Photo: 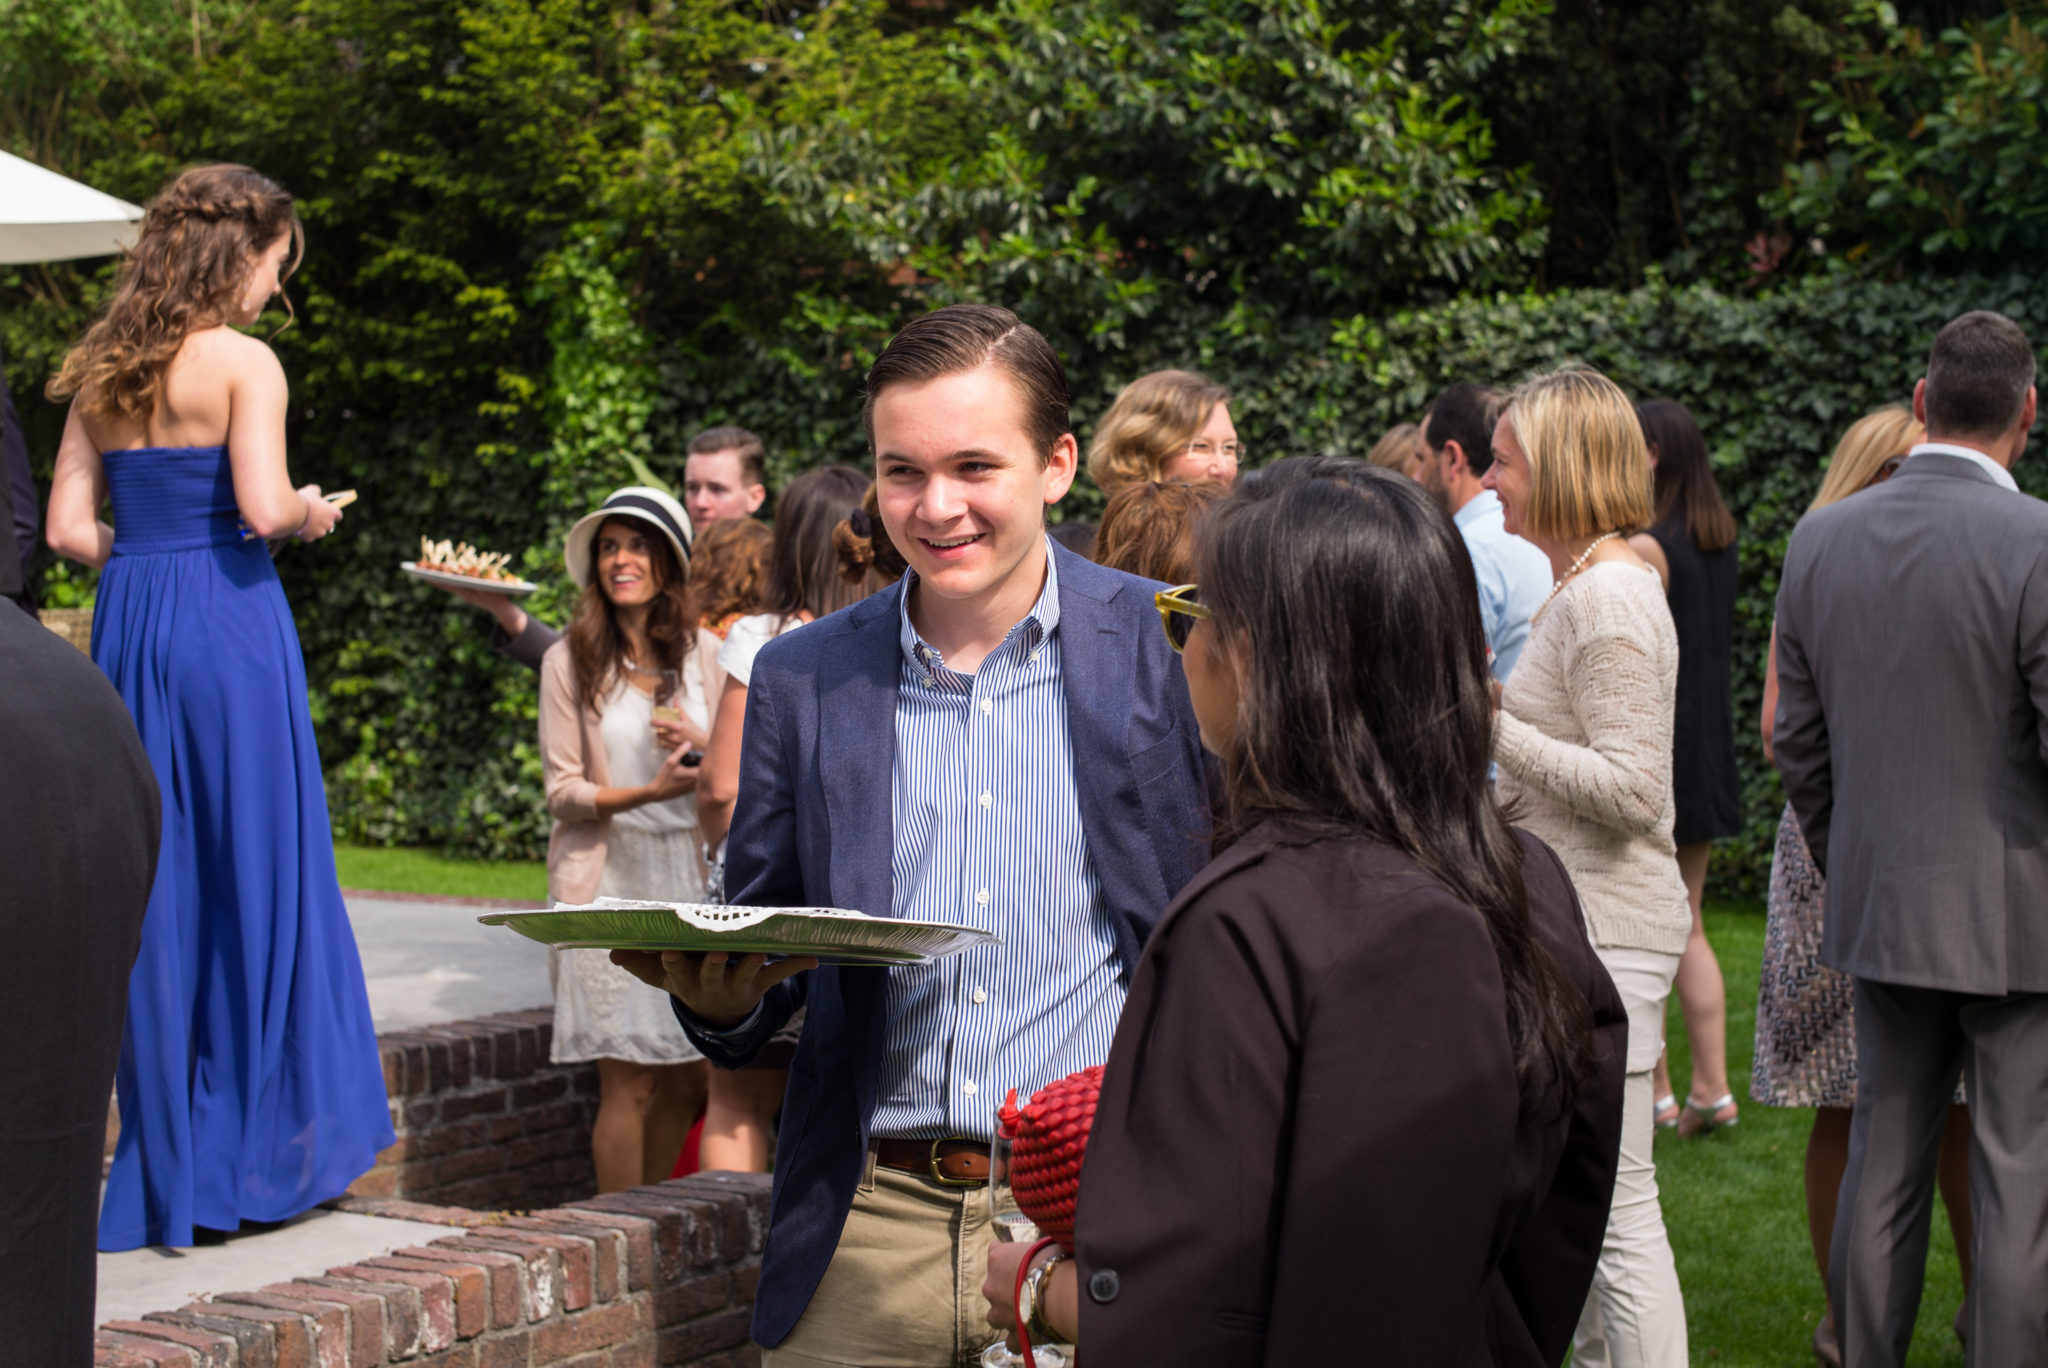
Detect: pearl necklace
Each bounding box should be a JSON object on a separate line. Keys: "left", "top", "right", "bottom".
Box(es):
{"left": 1539, "top": 531, "right": 1620, "bottom": 613}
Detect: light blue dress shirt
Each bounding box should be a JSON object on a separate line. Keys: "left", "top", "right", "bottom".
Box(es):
{"left": 871, "top": 544, "right": 1126, "bottom": 1140}
{"left": 1453, "top": 489, "right": 1552, "bottom": 681}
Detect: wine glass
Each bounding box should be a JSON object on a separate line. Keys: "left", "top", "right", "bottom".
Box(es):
{"left": 982, "top": 1122, "right": 1068, "bottom": 1368}
{"left": 650, "top": 669, "right": 683, "bottom": 750}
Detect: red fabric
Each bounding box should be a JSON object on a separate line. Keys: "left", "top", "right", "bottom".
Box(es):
{"left": 997, "top": 1066, "right": 1103, "bottom": 1251}
{"left": 669, "top": 1111, "right": 705, "bottom": 1179}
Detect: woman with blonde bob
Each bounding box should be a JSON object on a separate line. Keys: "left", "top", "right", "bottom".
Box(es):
{"left": 44, "top": 164, "right": 393, "bottom": 1250}
{"left": 1086, "top": 369, "right": 1240, "bottom": 496}
{"left": 1482, "top": 367, "right": 1693, "bottom": 1367}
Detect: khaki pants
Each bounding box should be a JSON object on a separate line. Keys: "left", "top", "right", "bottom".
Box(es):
{"left": 762, "top": 1146, "right": 998, "bottom": 1368}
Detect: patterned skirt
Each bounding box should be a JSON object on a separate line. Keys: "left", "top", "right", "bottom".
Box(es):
{"left": 1752, "top": 805, "right": 1856, "bottom": 1107}
{"left": 1752, "top": 804, "right": 1962, "bottom": 1108}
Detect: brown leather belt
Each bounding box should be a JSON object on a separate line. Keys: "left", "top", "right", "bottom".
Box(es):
{"left": 874, "top": 1136, "right": 990, "bottom": 1187}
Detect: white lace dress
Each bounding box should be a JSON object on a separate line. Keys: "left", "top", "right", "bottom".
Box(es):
{"left": 549, "top": 670, "right": 707, "bottom": 1065}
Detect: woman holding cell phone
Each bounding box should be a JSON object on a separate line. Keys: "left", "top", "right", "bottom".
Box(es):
{"left": 539, "top": 486, "right": 713, "bottom": 1193}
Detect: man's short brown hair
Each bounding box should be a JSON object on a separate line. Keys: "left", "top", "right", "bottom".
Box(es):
{"left": 862, "top": 304, "right": 1071, "bottom": 464}
{"left": 687, "top": 426, "right": 768, "bottom": 490}
{"left": 1925, "top": 311, "right": 2037, "bottom": 440}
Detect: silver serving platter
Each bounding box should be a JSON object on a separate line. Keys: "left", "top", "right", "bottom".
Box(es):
{"left": 401, "top": 561, "right": 540, "bottom": 596}
{"left": 477, "top": 899, "right": 998, "bottom": 966}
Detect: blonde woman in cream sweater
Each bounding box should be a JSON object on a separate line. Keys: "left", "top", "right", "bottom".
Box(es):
{"left": 1483, "top": 368, "right": 1693, "bottom": 1368}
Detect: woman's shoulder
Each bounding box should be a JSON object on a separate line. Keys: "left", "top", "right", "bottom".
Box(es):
{"left": 1177, "top": 828, "right": 1486, "bottom": 951}
{"left": 173, "top": 325, "right": 283, "bottom": 379}
{"left": 1560, "top": 560, "right": 1673, "bottom": 639}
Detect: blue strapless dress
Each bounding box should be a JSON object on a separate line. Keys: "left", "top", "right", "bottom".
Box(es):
{"left": 93, "top": 446, "right": 394, "bottom": 1251}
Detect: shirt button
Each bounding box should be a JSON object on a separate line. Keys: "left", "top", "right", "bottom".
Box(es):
{"left": 980, "top": 698, "right": 992, "bottom": 715}
{"left": 979, "top": 791, "right": 992, "bottom": 809}
{"left": 976, "top": 889, "right": 990, "bottom": 906}
{"left": 972, "top": 986, "right": 987, "bottom": 1004}
{"left": 962, "top": 1080, "right": 978, "bottom": 1097}
{"left": 1089, "top": 1269, "right": 1120, "bottom": 1303}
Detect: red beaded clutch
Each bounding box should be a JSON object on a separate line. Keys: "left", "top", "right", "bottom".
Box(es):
{"left": 996, "top": 1065, "right": 1104, "bottom": 1252}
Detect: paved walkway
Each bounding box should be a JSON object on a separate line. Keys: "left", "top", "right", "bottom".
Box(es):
{"left": 345, "top": 889, "right": 554, "bottom": 1030}
{"left": 96, "top": 889, "right": 556, "bottom": 1326}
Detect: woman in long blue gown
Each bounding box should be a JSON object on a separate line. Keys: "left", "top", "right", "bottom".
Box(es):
{"left": 43, "top": 164, "right": 393, "bottom": 1250}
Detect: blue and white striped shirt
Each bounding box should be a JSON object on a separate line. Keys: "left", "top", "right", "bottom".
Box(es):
{"left": 871, "top": 545, "right": 1128, "bottom": 1141}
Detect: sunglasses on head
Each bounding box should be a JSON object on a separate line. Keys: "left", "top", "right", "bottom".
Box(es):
{"left": 1154, "top": 584, "right": 1210, "bottom": 653}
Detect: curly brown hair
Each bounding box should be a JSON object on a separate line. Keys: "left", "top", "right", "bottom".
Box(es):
{"left": 832, "top": 481, "right": 911, "bottom": 588}
{"left": 1093, "top": 479, "right": 1226, "bottom": 584}
{"left": 692, "top": 516, "right": 773, "bottom": 629}
{"left": 47, "top": 164, "right": 303, "bottom": 422}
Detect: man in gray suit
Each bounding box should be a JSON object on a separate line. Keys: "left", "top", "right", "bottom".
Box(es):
{"left": 1775, "top": 310, "right": 2048, "bottom": 1366}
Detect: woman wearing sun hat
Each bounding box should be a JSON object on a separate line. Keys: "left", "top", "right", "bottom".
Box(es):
{"left": 540, "top": 485, "right": 715, "bottom": 1192}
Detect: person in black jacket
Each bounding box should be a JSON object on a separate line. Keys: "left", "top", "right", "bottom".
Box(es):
{"left": 0, "top": 599, "right": 161, "bottom": 1363}
{"left": 984, "top": 457, "right": 1626, "bottom": 1366}
{"left": 0, "top": 339, "right": 37, "bottom": 611}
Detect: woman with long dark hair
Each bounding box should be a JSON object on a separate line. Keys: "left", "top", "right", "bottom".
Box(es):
{"left": 1627, "top": 398, "right": 1744, "bottom": 1136}
{"left": 982, "top": 457, "right": 1624, "bottom": 1363}
{"left": 539, "top": 486, "right": 712, "bottom": 1193}
{"left": 694, "top": 463, "right": 871, "bottom": 1172}
{"left": 44, "top": 163, "right": 393, "bottom": 1250}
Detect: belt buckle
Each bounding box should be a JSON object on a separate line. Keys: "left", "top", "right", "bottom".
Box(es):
{"left": 929, "top": 1137, "right": 982, "bottom": 1188}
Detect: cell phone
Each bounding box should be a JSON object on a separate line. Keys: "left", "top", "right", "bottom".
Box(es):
{"left": 679, "top": 749, "right": 704, "bottom": 768}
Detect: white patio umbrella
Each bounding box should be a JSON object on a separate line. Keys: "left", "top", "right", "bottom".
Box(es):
{"left": 0, "top": 150, "right": 144, "bottom": 264}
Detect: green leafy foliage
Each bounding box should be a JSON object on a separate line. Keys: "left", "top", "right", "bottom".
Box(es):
{"left": 1773, "top": 1, "right": 2048, "bottom": 268}
{"left": 4, "top": 0, "right": 2044, "bottom": 899}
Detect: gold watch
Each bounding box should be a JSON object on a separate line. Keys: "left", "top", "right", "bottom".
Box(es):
{"left": 1022, "top": 1251, "right": 1067, "bottom": 1343}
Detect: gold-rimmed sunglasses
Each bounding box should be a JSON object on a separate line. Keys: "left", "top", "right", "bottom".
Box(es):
{"left": 1154, "top": 584, "right": 1210, "bottom": 653}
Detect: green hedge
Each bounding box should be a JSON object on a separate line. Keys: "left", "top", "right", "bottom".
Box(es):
{"left": 299, "top": 265, "right": 2047, "bottom": 900}
{"left": 1267, "top": 266, "right": 2048, "bottom": 897}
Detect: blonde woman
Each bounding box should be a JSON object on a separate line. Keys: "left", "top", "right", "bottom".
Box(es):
{"left": 1086, "top": 369, "right": 1240, "bottom": 496}
{"left": 1367, "top": 420, "right": 1427, "bottom": 479}
{"left": 1482, "top": 368, "right": 1691, "bottom": 1367}
{"left": 1755, "top": 407, "right": 1971, "bottom": 1365}
{"left": 44, "top": 163, "right": 391, "bottom": 1251}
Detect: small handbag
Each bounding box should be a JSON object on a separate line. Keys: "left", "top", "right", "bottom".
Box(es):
{"left": 996, "top": 1064, "right": 1103, "bottom": 1251}
{"left": 998, "top": 1066, "right": 1104, "bottom": 1367}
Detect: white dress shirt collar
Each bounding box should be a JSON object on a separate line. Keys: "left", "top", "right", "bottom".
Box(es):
{"left": 1909, "top": 441, "right": 2018, "bottom": 493}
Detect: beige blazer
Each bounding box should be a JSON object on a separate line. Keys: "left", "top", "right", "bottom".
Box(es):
{"left": 537, "top": 633, "right": 724, "bottom": 905}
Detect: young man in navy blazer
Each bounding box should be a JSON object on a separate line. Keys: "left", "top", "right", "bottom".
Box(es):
{"left": 617, "top": 304, "right": 1212, "bottom": 1364}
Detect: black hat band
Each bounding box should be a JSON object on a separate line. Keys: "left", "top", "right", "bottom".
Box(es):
{"left": 602, "top": 493, "right": 691, "bottom": 564}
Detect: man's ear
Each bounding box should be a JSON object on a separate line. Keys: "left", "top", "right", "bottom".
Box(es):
{"left": 1441, "top": 439, "right": 1468, "bottom": 478}
{"left": 1043, "top": 432, "right": 1079, "bottom": 505}
{"left": 1913, "top": 377, "right": 1929, "bottom": 427}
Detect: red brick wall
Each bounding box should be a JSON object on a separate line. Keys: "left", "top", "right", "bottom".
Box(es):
{"left": 352, "top": 1009, "right": 603, "bottom": 1212}
{"left": 94, "top": 1173, "right": 770, "bottom": 1367}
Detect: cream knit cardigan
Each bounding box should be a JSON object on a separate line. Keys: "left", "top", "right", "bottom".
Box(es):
{"left": 1494, "top": 561, "right": 1692, "bottom": 956}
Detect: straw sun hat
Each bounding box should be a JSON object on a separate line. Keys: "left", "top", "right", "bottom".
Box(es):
{"left": 563, "top": 486, "right": 694, "bottom": 589}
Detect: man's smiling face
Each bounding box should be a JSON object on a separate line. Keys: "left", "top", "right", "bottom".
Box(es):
{"left": 872, "top": 362, "right": 1076, "bottom": 611}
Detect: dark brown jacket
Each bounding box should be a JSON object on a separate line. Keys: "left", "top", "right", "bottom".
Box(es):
{"left": 1073, "top": 822, "right": 1625, "bottom": 1366}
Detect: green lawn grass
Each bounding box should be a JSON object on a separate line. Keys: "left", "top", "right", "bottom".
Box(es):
{"left": 1660, "top": 906, "right": 1966, "bottom": 1366}
{"left": 333, "top": 843, "right": 548, "bottom": 902}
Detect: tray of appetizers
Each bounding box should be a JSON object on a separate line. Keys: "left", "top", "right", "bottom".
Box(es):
{"left": 402, "top": 537, "right": 538, "bottom": 595}
{"left": 478, "top": 899, "right": 999, "bottom": 966}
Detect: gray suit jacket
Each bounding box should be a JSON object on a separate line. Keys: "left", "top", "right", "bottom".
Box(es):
{"left": 1775, "top": 451, "right": 2048, "bottom": 994}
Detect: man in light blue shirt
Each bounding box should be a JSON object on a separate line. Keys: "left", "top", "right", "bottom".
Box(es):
{"left": 1420, "top": 383, "right": 1552, "bottom": 680}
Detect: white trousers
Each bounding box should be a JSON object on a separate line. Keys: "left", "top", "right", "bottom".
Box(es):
{"left": 1574, "top": 945, "right": 1690, "bottom": 1368}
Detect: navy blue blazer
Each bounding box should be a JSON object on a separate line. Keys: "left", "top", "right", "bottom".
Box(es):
{"left": 677, "top": 542, "right": 1214, "bottom": 1347}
